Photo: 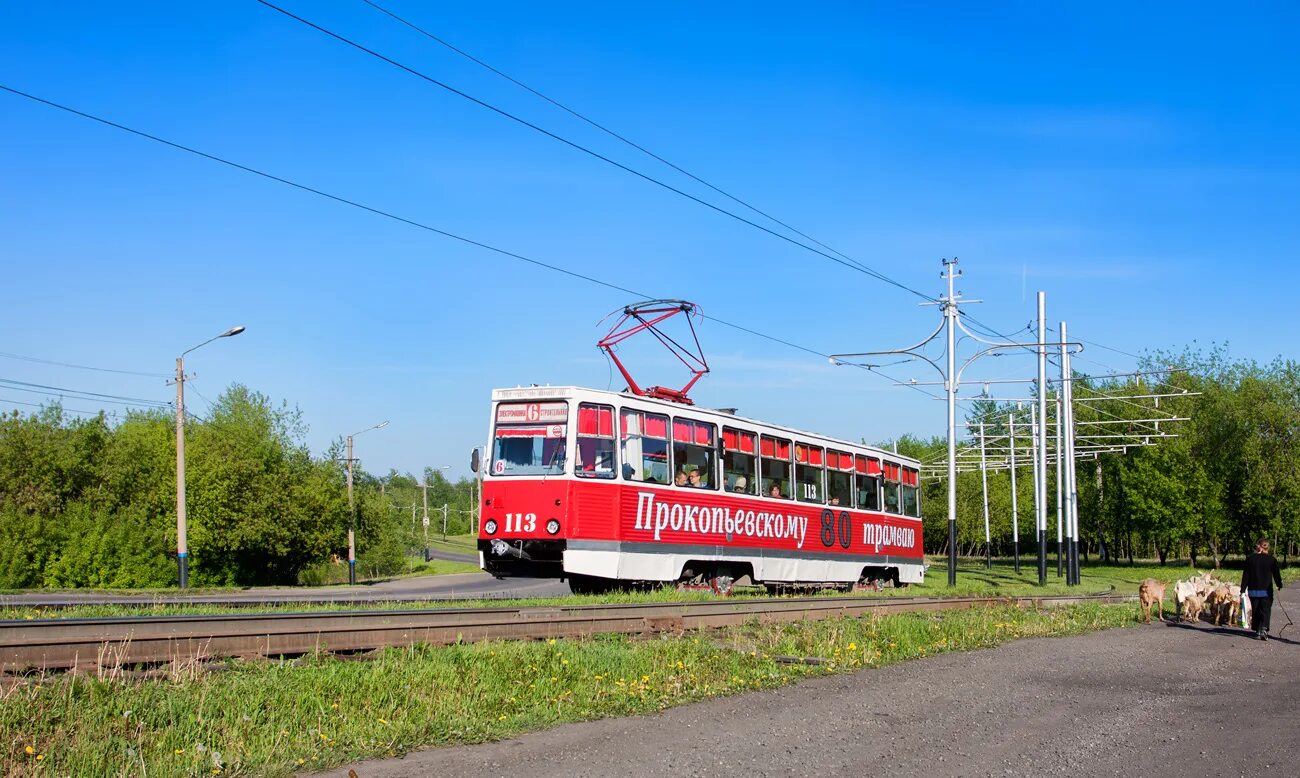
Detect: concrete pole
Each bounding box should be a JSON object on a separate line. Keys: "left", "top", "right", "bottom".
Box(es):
{"left": 441, "top": 503, "right": 449, "bottom": 542}
{"left": 1036, "top": 292, "right": 1048, "bottom": 586}
{"left": 422, "top": 481, "right": 430, "bottom": 561}
{"left": 346, "top": 435, "right": 356, "bottom": 585}
{"left": 1009, "top": 413, "right": 1020, "bottom": 574}
{"left": 979, "top": 421, "right": 991, "bottom": 569}
{"left": 1061, "top": 321, "right": 1080, "bottom": 584}
{"left": 1056, "top": 394, "right": 1065, "bottom": 578}
{"left": 944, "top": 259, "right": 959, "bottom": 586}
{"left": 175, "top": 356, "right": 188, "bottom": 589}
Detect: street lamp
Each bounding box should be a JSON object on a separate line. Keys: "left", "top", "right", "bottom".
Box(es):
{"left": 346, "top": 420, "right": 389, "bottom": 585}
{"left": 175, "top": 325, "right": 245, "bottom": 589}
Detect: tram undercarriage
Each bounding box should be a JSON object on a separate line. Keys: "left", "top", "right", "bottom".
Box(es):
{"left": 481, "top": 538, "right": 910, "bottom": 595}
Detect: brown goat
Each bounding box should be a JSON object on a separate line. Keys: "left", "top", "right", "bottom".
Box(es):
{"left": 1139, "top": 578, "right": 1167, "bottom": 623}
{"left": 1182, "top": 593, "right": 1206, "bottom": 624}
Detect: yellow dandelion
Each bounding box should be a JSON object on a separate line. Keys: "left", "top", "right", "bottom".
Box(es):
{"left": 331, "top": 703, "right": 338, "bottom": 709}
{"left": 24, "top": 746, "right": 33, "bottom": 755}
{"left": 297, "top": 758, "right": 306, "bottom": 766}
{"left": 498, "top": 714, "right": 507, "bottom": 721}
{"left": 174, "top": 749, "right": 184, "bottom": 755}
{"left": 561, "top": 659, "right": 569, "bottom": 665}
{"left": 547, "top": 638, "right": 556, "bottom": 645}
{"left": 36, "top": 755, "right": 44, "bottom": 762}
{"left": 378, "top": 718, "right": 388, "bottom": 725}
{"left": 848, "top": 642, "right": 857, "bottom": 650}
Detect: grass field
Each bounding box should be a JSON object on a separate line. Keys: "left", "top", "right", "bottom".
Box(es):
{"left": 0, "top": 601, "right": 1135, "bottom": 777}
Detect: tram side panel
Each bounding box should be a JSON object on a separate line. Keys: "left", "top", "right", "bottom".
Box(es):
{"left": 562, "top": 483, "right": 924, "bottom": 584}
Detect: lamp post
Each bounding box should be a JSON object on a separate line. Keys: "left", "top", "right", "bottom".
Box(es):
{"left": 175, "top": 325, "right": 245, "bottom": 589}
{"left": 345, "top": 420, "right": 389, "bottom": 585}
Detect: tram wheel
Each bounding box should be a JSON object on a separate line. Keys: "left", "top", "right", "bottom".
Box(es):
{"left": 568, "top": 573, "right": 616, "bottom": 595}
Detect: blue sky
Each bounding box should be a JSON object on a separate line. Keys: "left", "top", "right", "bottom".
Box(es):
{"left": 2, "top": 1, "right": 1297, "bottom": 478}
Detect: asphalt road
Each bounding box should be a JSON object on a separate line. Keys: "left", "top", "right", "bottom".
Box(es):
{"left": 324, "top": 587, "right": 1300, "bottom": 778}
{"left": 0, "top": 572, "right": 572, "bottom": 607}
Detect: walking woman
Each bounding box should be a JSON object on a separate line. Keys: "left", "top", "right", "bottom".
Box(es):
{"left": 1241, "top": 538, "right": 1284, "bottom": 641}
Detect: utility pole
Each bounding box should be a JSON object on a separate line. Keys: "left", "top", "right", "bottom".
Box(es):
{"left": 173, "top": 325, "right": 245, "bottom": 589}
{"left": 1031, "top": 402, "right": 1044, "bottom": 583}
{"left": 441, "top": 503, "right": 450, "bottom": 542}
{"left": 1060, "top": 321, "right": 1080, "bottom": 584}
{"left": 1056, "top": 394, "right": 1064, "bottom": 578}
{"left": 421, "top": 480, "right": 430, "bottom": 562}
{"left": 1036, "top": 292, "right": 1049, "bottom": 586}
{"left": 344, "top": 421, "right": 388, "bottom": 584}
{"left": 1009, "top": 412, "right": 1021, "bottom": 574}
{"left": 346, "top": 435, "right": 355, "bottom": 583}
{"left": 830, "top": 258, "right": 1055, "bottom": 586}
{"left": 979, "top": 420, "right": 991, "bottom": 569}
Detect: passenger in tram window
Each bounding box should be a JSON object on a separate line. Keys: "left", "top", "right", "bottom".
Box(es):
{"left": 829, "top": 496, "right": 840, "bottom": 506}
{"left": 687, "top": 468, "right": 703, "bottom": 488}
{"left": 674, "top": 470, "right": 689, "bottom": 487}
{"left": 769, "top": 483, "right": 783, "bottom": 499}
{"left": 732, "top": 476, "right": 748, "bottom": 494}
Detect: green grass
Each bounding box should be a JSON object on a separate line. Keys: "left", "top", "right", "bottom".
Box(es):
{"left": 425, "top": 533, "right": 478, "bottom": 554}
{"left": 1, "top": 601, "right": 1136, "bottom": 777}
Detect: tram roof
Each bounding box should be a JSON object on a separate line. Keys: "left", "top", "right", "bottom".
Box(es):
{"left": 490, "top": 385, "right": 920, "bottom": 467}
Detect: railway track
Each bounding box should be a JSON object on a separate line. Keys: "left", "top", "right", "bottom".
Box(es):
{"left": 0, "top": 593, "right": 1134, "bottom": 673}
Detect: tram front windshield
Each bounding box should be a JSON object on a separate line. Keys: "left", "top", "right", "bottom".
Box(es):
{"left": 491, "top": 402, "right": 568, "bottom": 476}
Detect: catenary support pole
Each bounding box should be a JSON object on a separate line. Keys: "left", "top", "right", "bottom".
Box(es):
{"left": 1056, "top": 394, "right": 1064, "bottom": 578}
{"left": 1036, "top": 292, "right": 1048, "bottom": 586}
{"left": 945, "top": 259, "right": 959, "bottom": 586}
{"left": 421, "top": 481, "right": 430, "bottom": 561}
{"left": 175, "top": 357, "right": 188, "bottom": 589}
{"left": 1009, "top": 412, "right": 1020, "bottom": 574}
{"left": 1029, "top": 403, "right": 1040, "bottom": 580}
{"left": 345, "top": 439, "right": 356, "bottom": 585}
{"left": 979, "top": 421, "right": 991, "bottom": 569}
{"left": 1060, "top": 321, "right": 1079, "bottom": 585}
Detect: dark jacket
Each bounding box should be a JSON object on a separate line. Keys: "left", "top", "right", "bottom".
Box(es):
{"left": 1241, "top": 552, "right": 1283, "bottom": 597}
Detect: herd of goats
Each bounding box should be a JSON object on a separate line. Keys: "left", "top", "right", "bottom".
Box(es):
{"left": 1137, "top": 572, "right": 1247, "bottom": 626}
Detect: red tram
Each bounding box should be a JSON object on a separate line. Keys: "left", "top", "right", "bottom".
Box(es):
{"left": 478, "top": 386, "right": 924, "bottom": 593}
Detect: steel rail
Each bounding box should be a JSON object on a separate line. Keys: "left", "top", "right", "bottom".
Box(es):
{"left": 0, "top": 593, "right": 1133, "bottom": 672}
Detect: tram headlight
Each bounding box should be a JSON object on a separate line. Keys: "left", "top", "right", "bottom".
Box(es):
{"left": 546, "top": 519, "right": 561, "bottom": 535}
{"left": 484, "top": 519, "right": 498, "bottom": 535}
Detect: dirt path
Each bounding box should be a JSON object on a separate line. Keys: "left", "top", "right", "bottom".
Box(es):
{"left": 323, "top": 588, "right": 1299, "bottom": 778}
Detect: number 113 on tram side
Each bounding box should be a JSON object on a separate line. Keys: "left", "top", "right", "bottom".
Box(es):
{"left": 478, "top": 386, "right": 924, "bottom": 594}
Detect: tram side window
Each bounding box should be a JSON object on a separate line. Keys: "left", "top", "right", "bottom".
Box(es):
{"left": 883, "top": 462, "right": 902, "bottom": 514}
{"left": 672, "top": 418, "right": 716, "bottom": 489}
{"left": 491, "top": 401, "right": 568, "bottom": 476}
{"left": 576, "top": 403, "right": 616, "bottom": 479}
{"left": 901, "top": 467, "right": 920, "bottom": 517}
{"left": 855, "top": 455, "right": 881, "bottom": 511}
{"left": 621, "top": 409, "right": 669, "bottom": 484}
{"left": 827, "top": 450, "right": 853, "bottom": 507}
{"left": 723, "top": 428, "right": 757, "bottom": 494}
{"left": 795, "top": 444, "right": 825, "bottom": 504}
{"left": 760, "top": 435, "right": 792, "bottom": 499}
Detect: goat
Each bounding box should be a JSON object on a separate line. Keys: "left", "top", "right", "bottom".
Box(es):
{"left": 1182, "top": 593, "right": 1206, "bottom": 624}
{"left": 1206, "top": 584, "right": 1234, "bottom": 626}
{"left": 1139, "top": 578, "right": 1167, "bottom": 623}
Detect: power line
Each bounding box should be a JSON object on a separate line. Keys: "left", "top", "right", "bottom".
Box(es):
{"left": 255, "top": 0, "right": 937, "bottom": 303}
{"left": 360, "top": 0, "right": 924, "bottom": 297}
{"left": 0, "top": 377, "right": 172, "bottom": 408}
{"left": 0, "top": 397, "right": 112, "bottom": 417}
{"left": 0, "top": 83, "right": 889, "bottom": 386}
{"left": 0, "top": 350, "right": 168, "bottom": 378}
